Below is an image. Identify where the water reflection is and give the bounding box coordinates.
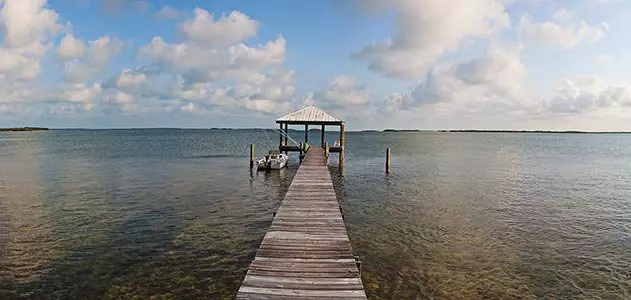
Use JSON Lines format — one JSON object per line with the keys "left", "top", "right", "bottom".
{"left": 1, "top": 131, "right": 630, "bottom": 299}
{"left": 0, "top": 135, "right": 54, "bottom": 293}
{"left": 0, "top": 131, "right": 297, "bottom": 299}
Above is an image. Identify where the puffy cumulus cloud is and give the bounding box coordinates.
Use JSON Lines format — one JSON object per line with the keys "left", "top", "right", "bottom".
{"left": 134, "top": 8, "right": 294, "bottom": 115}
{"left": 154, "top": 5, "right": 183, "bottom": 20}
{"left": 179, "top": 10, "right": 258, "bottom": 48}
{"left": 102, "top": 90, "right": 135, "bottom": 108}
{"left": 1, "top": 0, "right": 61, "bottom": 48}
{"left": 47, "top": 102, "right": 94, "bottom": 115}
{"left": 0, "top": 0, "right": 126, "bottom": 114}
{"left": 113, "top": 68, "right": 147, "bottom": 88}
{"left": 174, "top": 69, "right": 295, "bottom": 111}
{"left": 312, "top": 75, "right": 371, "bottom": 107}
{"left": 63, "top": 35, "right": 124, "bottom": 82}
{"left": 353, "top": 0, "right": 510, "bottom": 79}
{"left": 180, "top": 102, "right": 197, "bottom": 113}
{"left": 244, "top": 99, "right": 283, "bottom": 114}
{"left": 0, "top": 0, "right": 63, "bottom": 109}
{"left": 138, "top": 35, "right": 286, "bottom": 73}
{"left": 0, "top": 0, "right": 61, "bottom": 81}
{"left": 299, "top": 75, "right": 373, "bottom": 120}
{"left": 55, "top": 83, "right": 101, "bottom": 106}
{"left": 383, "top": 44, "right": 534, "bottom": 114}
{"left": 519, "top": 9, "right": 607, "bottom": 49}
{"left": 546, "top": 77, "right": 631, "bottom": 113}
{"left": 57, "top": 34, "right": 86, "bottom": 60}
{"left": 0, "top": 47, "right": 43, "bottom": 80}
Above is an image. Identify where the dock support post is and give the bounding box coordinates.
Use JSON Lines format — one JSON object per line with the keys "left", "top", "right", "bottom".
{"left": 299, "top": 142, "right": 304, "bottom": 162}
{"left": 386, "top": 148, "right": 391, "bottom": 174}
{"left": 284, "top": 124, "right": 288, "bottom": 148}
{"left": 325, "top": 142, "right": 329, "bottom": 163}
{"left": 354, "top": 256, "right": 362, "bottom": 274}
{"left": 305, "top": 124, "right": 309, "bottom": 144}
{"left": 279, "top": 124, "right": 283, "bottom": 147}
{"left": 321, "top": 125, "right": 325, "bottom": 146}
{"left": 250, "top": 144, "right": 255, "bottom": 168}
{"left": 339, "top": 123, "right": 345, "bottom": 168}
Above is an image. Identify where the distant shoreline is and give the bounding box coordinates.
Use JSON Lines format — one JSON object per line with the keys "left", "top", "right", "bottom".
{"left": 437, "top": 130, "right": 631, "bottom": 134}
{"left": 0, "top": 127, "right": 49, "bottom": 132}
{"left": 378, "top": 129, "right": 631, "bottom": 134}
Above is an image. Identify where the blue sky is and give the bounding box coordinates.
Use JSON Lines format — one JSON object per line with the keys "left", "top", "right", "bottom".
{"left": 1, "top": 0, "right": 631, "bottom": 130}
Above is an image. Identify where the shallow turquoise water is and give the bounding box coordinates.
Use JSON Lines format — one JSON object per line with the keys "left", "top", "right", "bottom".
{"left": 0, "top": 130, "right": 629, "bottom": 299}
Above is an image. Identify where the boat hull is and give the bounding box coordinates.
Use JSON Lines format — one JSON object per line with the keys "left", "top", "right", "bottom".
{"left": 256, "top": 154, "right": 289, "bottom": 170}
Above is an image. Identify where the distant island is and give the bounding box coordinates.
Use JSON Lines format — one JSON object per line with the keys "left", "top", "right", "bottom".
{"left": 0, "top": 127, "right": 49, "bottom": 132}
{"left": 438, "top": 130, "right": 631, "bottom": 134}
{"left": 375, "top": 129, "right": 631, "bottom": 134}
{"left": 383, "top": 129, "right": 422, "bottom": 132}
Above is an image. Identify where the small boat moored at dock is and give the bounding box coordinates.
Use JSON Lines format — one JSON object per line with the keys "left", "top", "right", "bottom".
{"left": 257, "top": 150, "right": 288, "bottom": 170}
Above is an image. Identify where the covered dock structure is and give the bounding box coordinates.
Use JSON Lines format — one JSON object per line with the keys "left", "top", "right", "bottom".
{"left": 276, "top": 106, "right": 345, "bottom": 167}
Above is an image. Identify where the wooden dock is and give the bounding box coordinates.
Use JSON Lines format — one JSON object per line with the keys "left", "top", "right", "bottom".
{"left": 237, "top": 147, "right": 367, "bottom": 299}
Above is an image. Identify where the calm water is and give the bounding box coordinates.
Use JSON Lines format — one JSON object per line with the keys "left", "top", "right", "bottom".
{"left": 0, "top": 130, "right": 629, "bottom": 299}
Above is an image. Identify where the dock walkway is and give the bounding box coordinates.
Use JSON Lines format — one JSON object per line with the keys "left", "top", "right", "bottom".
{"left": 237, "top": 147, "right": 367, "bottom": 299}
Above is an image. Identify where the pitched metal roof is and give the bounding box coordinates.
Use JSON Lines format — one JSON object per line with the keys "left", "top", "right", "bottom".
{"left": 276, "top": 106, "right": 342, "bottom": 124}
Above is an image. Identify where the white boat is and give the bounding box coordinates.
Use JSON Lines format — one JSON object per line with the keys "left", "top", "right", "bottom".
{"left": 257, "top": 150, "right": 289, "bottom": 170}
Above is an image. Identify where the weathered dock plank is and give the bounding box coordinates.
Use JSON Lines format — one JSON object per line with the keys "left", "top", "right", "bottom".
{"left": 237, "top": 147, "right": 366, "bottom": 299}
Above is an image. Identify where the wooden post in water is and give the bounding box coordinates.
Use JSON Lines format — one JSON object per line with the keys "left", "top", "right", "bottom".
{"left": 304, "top": 124, "right": 309, "bottom": 144}
{"left": 339, "top": 122, "right": 345, "bottom": 168}
{"left": 321, "top": 124, "right": 325, "bottom": 146}
{"left": 279, "top": 124, "right": 283, "bottom": 147}
{"left": 325, "top": 142, "right": 329, "bottom": 163}
{"left": 386, "top": 148, "right": 391, "bottom": 174}
{"left": 250, "top": 144, "right": 255, "bottom": 168}
{"left": 299, "top": 142, "right": 304, "bottom": 162}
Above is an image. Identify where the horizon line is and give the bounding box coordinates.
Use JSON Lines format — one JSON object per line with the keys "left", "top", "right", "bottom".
{"left": 4, "top": 127, "right": 631, "bottom": 133}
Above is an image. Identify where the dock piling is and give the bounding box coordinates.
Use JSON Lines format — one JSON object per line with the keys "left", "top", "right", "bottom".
{"left": 386, "top": 148, "right": 391, "bottom": 174}
{"left": 339, "top": 122, "right": 345, "bottom": 168}
{"left": 249, "top": 144, "right": 254, "bottom": 168}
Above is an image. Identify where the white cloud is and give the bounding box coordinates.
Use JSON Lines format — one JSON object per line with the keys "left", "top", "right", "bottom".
{"left": 115, "top": 68, "right": 147, "bottom": 88}
{"left": 244, "top": 99, "right": 282, "bottom": 114}
{"left": 180, "top": 102, "right": 197, "bottom": 112}
{"left": 57, "top": 34, "right": 86, "bottom": 60}
{"left": 134, "top": 8, "right": 293, "bottom": 114}
{"left": 103, "top": 91, "right": 134, "bottom": 105}
{"left": 179, "top": 9, "right": 258, "bottom": 47}
{"left": 1, "top": 0, "right": 61, "bottom": 48}
{"left": 0, "top": 46, "right": 43, "bottom": 80}
{"left": 63, "top": 35, "right": 124, "bottom": 82}
{"left": 519, "top": 9, "right": 607, "bottom": 49}
{"left": 56, "top": 83, "right": 102, "bottom": 105}
{"left": 297, "top": 75, "right": 374, "bottom": 120}
{"left": 353, "top": 0, "right": 510, "bottom": 79}
{"left": 49, "top": 103, "right": 93, "bottom": 115}
{"left": 138, "top": 35, "right": 285, "bottom": 73}
{"left": 0, "top": 0, "right": 61, "bottom": 81}
{"left": 383, "top": 44, "right": 533, "bottom": 113}
{"left": 313, "top": 75, "right": 371, "bottom": 107}
{"left": 0, "top": 0, "right": 63, "bottom": 107}
{"left": 155, "top": 6, "right": 183, "bottom": 20}
{"left": 546, "top": 77, "right": 631, "bottom": 113}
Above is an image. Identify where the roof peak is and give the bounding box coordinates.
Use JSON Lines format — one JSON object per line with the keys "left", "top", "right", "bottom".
{"left": 276, "top": 106, "right": 342, "bottom": 124}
